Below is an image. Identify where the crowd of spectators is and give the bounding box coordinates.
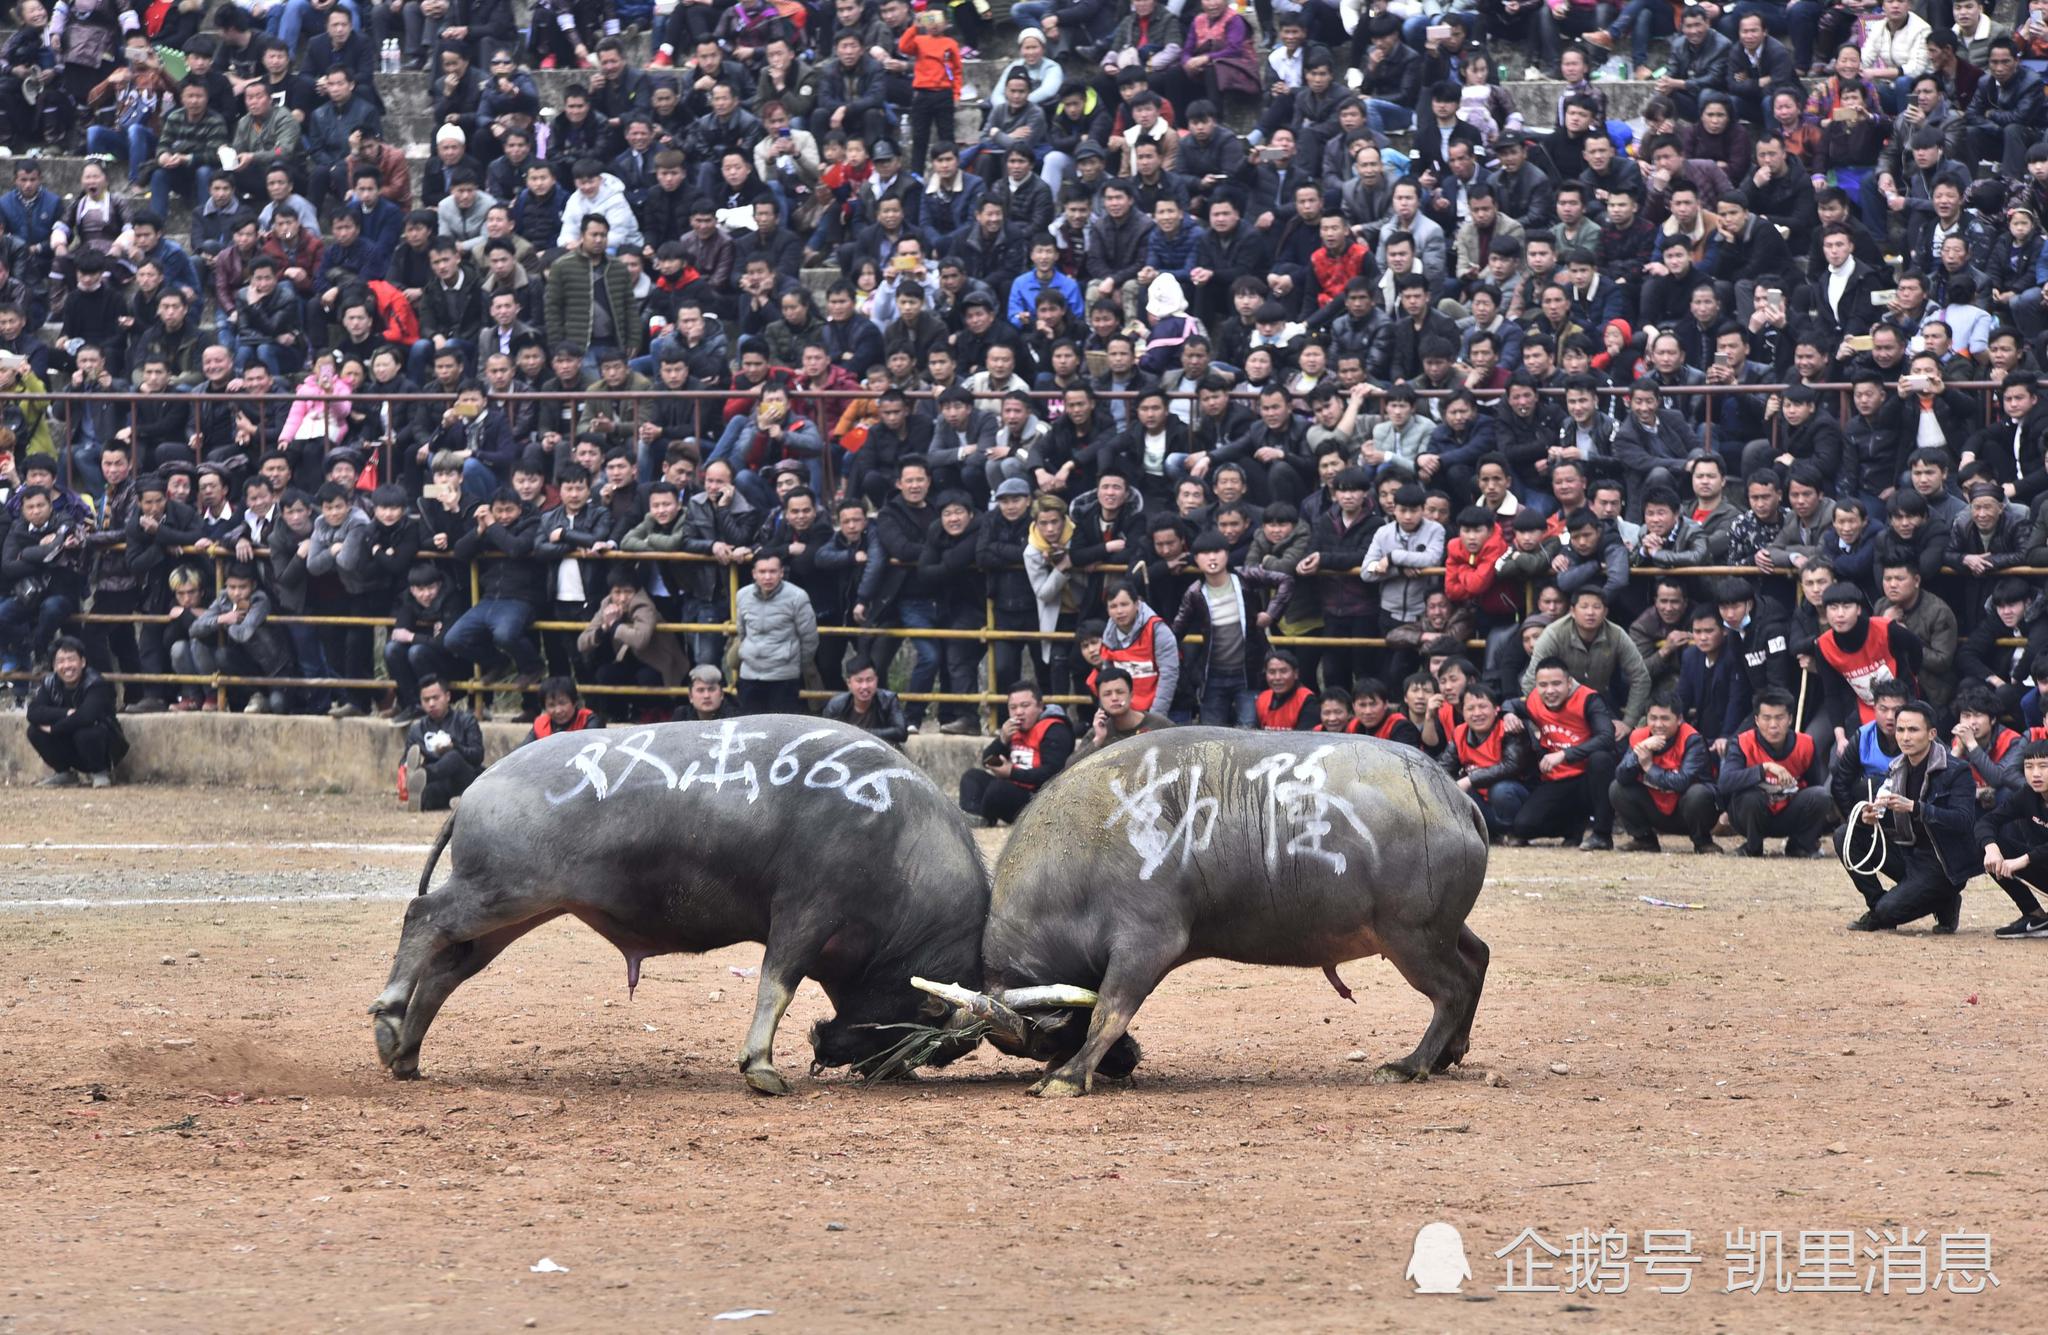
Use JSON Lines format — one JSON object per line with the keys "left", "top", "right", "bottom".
{"left": 11, "top": 0, "right": 2048, "bottom": 923}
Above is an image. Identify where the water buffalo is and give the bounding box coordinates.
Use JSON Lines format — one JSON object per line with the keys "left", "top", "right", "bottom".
{"left": 928, "top": 729, "right": 1491, "bottom": 1096}
{"left": 369, "top": 717, "right": 989, "bottom": 1093}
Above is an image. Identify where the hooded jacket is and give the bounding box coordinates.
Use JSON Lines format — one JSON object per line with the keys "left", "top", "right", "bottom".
{"left": 556, "top": 173, "right": 645, "bottom": 251}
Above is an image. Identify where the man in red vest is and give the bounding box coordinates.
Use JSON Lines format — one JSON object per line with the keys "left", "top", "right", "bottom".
{"left": 1314, "top": 689, "right": 1362, "bottom": 732}
{"left": 1716, "top": 686, "right": 1831, "bottom": 858}
{"left": 1352, "top": 677, "right": 1423, "bottom": 746}
{"left": 1609, "top": 690, "right": 1720, "bottom": 854}
{"left": 1815, "top": 583, "right": 1923, "bottom": 756}
{"left": 1094, "top": 581, "right": 1182, "bottom": 719}
{"left": 960, "top": 681, "right": 1076, "bottom": 825}
{"left": 1255, "top": 650, "right": 1320, "bottom": 730}
{"left": 521, "top": 677, "right": 601, "bottom": 746}
{"left": 1445, "top": 684, "right": 1532, "bottom": 841}
{"left": 1512, "top": 657, "right": 1620, "bottom": 849}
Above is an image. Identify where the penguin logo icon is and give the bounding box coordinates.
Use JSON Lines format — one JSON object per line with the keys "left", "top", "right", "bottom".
{"left": 1406, "top": 1222, "right": 1472, "bottom": 1294}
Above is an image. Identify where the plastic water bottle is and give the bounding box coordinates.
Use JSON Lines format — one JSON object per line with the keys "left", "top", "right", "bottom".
{"left": 381, "top": 39, "right": 400, "bottom": 74}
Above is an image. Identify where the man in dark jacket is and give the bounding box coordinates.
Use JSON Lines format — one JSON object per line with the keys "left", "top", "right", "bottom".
{"left": 1612, "top": 377, "right": 1701, "bottom": 502}
{"left": 1675, "top": 605, "right": 1750, "bottom": 742}
{"left": 121, "top": 474, "right": 203, "bottom": 713}
{"left": 402, "top": 676, "right": 488, "bottom": 812}
{"left": 1083, "top": 181, "right": 1154, "bottom": 313}
{"left": 1966, "top": 40, "right": 2047, "bottom": 180}
{"left": 532, "top": 462, "right": 615, "bottom": 684}
{"left": 820, "top": 654, "right": 910, "bottom": 745}
{"left": 1841, "top": 698, "right": 1981, "bottom": 932}
{"left": 977, "top": 477, "right": 1039, "bottom": 696}
{"left": 1, "top": 484, "right": 88, "bottom": 687}
{"left": 24, "top": 637, "right": 127, "bottom": 786}
{"left": 917, "top": 492, "right": 986, "bottom": 733}
{"left": 1975, "top": 738, "right": 2048, "bottom": 938}
{"left": 868, "top": 459, "right": 940, "bottom": 731}
{"left": 444, "top": 488, "right": 547, "bottom": 688}
{"left": 1662, "top": 7, "right": 1734, "bottom": 120}
{"left": 679, "top": 459, "right": 763, "bottom": 668}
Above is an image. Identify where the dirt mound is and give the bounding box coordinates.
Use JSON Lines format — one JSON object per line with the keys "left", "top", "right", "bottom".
{"left": 107, "top": 1032, "right": 366, "bottom": 1098}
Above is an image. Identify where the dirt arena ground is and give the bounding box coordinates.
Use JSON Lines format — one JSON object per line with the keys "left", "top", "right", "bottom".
{"left": 0, "top": 784, "right": 2041, "bottom": 1333}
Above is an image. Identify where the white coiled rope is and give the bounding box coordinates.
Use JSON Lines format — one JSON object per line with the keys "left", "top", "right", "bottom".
{"left": 1838, "top": 799, "right": 1890, "bottom": 877}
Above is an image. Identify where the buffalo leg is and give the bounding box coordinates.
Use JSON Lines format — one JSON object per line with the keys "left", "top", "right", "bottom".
{"left": 370, "top": 878, "right": 556, "bottom": 1070}
{"left": 1437, "top": 927, "right": 1490, "bottom": 1072}
{"left": 385, "top": 915, "right": 555, "bottom": 1078}
{"left": 739, "top": 916, "right": 839, "bottom": 1096}
{"left": 1030, "top": 934, "right": 1184, "bottom": 1099}
{"left": 1372, "top": 928, "right": 1486, "bottom": 1084}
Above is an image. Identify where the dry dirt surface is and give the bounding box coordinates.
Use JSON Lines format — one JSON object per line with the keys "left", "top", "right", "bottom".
{"left": 0, "top": 784, "right": 2042, "bottom": 1333}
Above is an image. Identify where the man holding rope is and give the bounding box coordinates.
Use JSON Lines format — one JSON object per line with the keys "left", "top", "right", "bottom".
{"left": 1841, "top": 699, "right": 1977, "bottom": 934}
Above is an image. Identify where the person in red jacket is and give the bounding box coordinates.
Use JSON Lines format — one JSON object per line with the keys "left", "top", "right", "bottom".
{"left": 1309, "top": 213, "right": 1369, "bottom": 311}
{"left": 1442, "top": 504, "right": 1517, "bottom": 624}
{"left": 899, "top": 11, "right": 964, "bottom": 179}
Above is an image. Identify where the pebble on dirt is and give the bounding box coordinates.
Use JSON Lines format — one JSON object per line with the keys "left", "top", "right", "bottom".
{"left": 1548, "top": 1061, "right": 1569, "bottom": 1075}
{"left": 1343, "top": 1050, "right": 1368, "bottom": 1062}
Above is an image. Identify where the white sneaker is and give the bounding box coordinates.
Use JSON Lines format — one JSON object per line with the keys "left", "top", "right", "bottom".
{"left": 88, "top": 772, "right": 112, "bottom": 789}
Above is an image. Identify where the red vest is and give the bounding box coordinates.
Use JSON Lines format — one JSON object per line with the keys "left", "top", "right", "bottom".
{"left": 1092, "top": 615, "right": 1165, "bottom": 712}
{"left": 1257, "top": 685, "right": 1315, "bottom": 730}
{"left": 1735, "top": 728, "right": 1817, "bottom": 813}
{"left": 1453, "top": 719, "right": 1505, "bottom": 775}
{"left": 1008, "top": 715, "right": 1066, "bottom": 790}
{"left": 1368, "top": 713, "right": 1404, "bottom": 740}
{"left": 1989, "top": 728, "right": 2022, "bottom": 763}
{"left": 1816, "top": 616, "right": 1898, "bottom": 724}
{"left": 532, "top": 707, "right": 597, "bottom": 738}
{"left": 1628, "top": 722, "right": 1698, "bottom": 815}
{"left": 1525, "top": 684, "right": 1597, "bottom": 781}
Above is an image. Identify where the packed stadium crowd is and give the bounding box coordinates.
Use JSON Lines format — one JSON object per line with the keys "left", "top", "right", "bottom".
{"left": 9, "top": 0, "right": 2048, "bottom": 929}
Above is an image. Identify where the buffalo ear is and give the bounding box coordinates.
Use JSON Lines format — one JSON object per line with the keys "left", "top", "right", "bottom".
{"left": 918, "top": 993, "right": 948, "bottom": 1020}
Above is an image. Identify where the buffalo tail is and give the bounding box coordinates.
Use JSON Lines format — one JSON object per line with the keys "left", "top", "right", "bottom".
{"left": 415, "top": 814, "right": 456, "bottom": 897}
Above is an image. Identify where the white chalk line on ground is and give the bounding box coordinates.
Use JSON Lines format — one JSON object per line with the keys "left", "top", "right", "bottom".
{"left": 0, "top": 842, "right": 437, "bottom": 853}
{"left": 0, "top": 889, "right": 417, "bottom": 911}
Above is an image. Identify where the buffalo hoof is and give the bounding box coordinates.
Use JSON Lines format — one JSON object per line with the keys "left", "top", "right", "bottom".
{"left": 743, "top": 1064, "right": 793, "bottom": 1096}
{"left": 1369, "top": 1062, "right": 1427, "bottom": 1085}
{"left": 1028, "top": 1074, "right": 1087, "bottom": 1098}
{"left": 372, "top": 1012, "right": 403, "bottom": 1069}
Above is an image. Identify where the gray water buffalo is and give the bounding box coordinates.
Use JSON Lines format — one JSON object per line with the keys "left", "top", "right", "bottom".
{"left": 370, "top": 717, "right": 989, "bottom": 1093}
{"left": 930, "top": 728, "right": 1491, "bottom": 1097}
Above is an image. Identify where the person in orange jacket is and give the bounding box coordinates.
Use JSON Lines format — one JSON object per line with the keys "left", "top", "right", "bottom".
{"left": 899, "top": 11, "right": 964, "bottom": 181}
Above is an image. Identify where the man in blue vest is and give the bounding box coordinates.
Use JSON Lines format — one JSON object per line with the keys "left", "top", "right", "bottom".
{"left": 1830, "top": 677, "right": 1908, "bottom": 861}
